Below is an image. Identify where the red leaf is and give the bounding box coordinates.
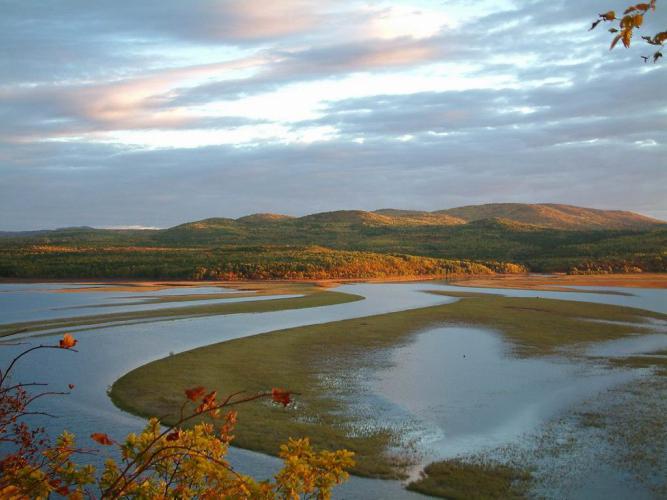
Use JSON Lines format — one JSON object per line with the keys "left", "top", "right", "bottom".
{"left": 59, "top": 333, "right": 77, "bottom": 349}
{"left": 68, "top": 384, "right": 75, "bottom": 390}
{"left": 185, "top": 386, "right": 206, "bottom": 402}
{"left": 56, "top": 486, "right": 70, "bottom": 496}
{"left": 202, "top": 390, "right": 217, "bottom": 406}
{"left": 196, "top": 390, "right": 218, "bottom": 413}
{"left": 271, "top": 388, "right": 292, "bottom": 407}
{"left": 166, "top": 430, "right": 180, "bottom": 442}
{"left": 91, "top": 433, "right": 114, "bottom": 445}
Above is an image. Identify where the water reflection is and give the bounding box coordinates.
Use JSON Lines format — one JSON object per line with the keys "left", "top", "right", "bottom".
{"left": 368, "top": 327, "right": 641, "bottom": 461}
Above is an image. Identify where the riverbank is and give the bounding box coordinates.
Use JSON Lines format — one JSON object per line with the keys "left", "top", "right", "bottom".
{"left": 450, "top": 272, "right": 667, "bottom": 290}
{"left": 4, "top": 272, "right": 665, "bottom": 293}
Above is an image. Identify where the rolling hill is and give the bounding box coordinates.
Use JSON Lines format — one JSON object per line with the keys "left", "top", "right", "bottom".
{"left": 1, "top": 203, "right": 664, "bottom": 279}
{"left": 435, "top": 203, "right": 663, "bottom": 230}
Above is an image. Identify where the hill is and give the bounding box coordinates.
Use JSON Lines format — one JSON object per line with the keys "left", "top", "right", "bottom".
{"left": 435, "top": 203, "right": 662, "bottom": 230}
{"left": 1, "top": 203, "right": 664, "bottom": 278}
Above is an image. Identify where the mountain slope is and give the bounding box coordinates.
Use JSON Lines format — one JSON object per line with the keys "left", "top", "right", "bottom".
{"left": 436, "top": 203, "right": 663, "bottom": 230}
{"left": 1, "top": 204, "right": 664, "bottom": 277}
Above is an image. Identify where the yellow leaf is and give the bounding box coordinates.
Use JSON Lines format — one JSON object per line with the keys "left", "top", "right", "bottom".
{"left": 622, "top": 29, "right": 632, "bottom": 48}
{"left": 633, "top": 14, "right": 643, "bottom": 28}
{"left": 610, "top": 33, "right": 622, "bottom": 50}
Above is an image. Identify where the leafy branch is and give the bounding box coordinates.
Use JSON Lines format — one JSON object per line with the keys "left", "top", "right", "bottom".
{"left": 590, "top": 1, "right": 665, "bottom": 62}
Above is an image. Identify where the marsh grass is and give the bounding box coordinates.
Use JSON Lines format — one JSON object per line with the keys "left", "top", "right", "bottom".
{"left": 406, "top": 459, "right": 531, "bottom": 499}
{"left": 110, "top": 293, "right": 666, "bottom": 481}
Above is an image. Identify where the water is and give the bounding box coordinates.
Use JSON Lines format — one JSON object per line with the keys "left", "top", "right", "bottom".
{"left": 586, "top": 332, "right": 667, "bottom": 357}
{"left": 367, "top": 327, "right": 641, "bottom": 462}
{"left": 0, "top": 283, "right": 264, "bottom": 323}
{"left": 431, "top": 283, "right": 667, "bottom": 314}
{"left": 1, "top": 281, "right": 665, "bottom": 498}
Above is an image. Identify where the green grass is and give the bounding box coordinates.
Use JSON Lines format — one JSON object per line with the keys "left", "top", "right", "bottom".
{"left": 609, "top": 353, "right": 667, "bottom": 376}
{"left": 406, "top": 459, "right": 531, "bottom": 499}
{"left": 0, "top": 288, "right": 363, "bottom": 337}
{"left": 110, "top": 293, "right": 666, "bottom": 481}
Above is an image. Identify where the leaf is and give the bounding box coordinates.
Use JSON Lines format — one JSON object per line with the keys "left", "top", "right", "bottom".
{"left": 166, "top": 430, "right": 180, "bottom": 441}
{"left": 623, "top": 29, "right": 633, "bottom": 48}
{"left": 635, "top": 3, "right": 651, "bottom": 12}
{"left": 202, "top": 390, "right": 217, "bottom": 406}
{"left": 59, "top": 333, "right": 77, "bottom": 349}
{"left": 624, "top": 6, "right": 637, "bottom": 14}
{"left": 610, "top": 33, "right": 623, "bottom": 50}
{"left": 654, "top": 51, "right": 663, "bottom": 62}
{"left": 590, "top": 19, "right": 602, "bottom": 30}
{"left": 600, "top": 10, "right": 616, "bottom": 21}
{"left": 196, "top": 390, "right": 218, "bottom": 413}
{"left": 91, "top": 433, "right": 114, "bottom": 445}
{"left": 185, "top": 386, "right": 206, "bottom": 402}
{"left": 633, "top": 14, "right": 643, "bottom": 28}
{"left": 56, "top": 486, "right": 70, "bottom": 496}
{"left": 68, "top": 383, "right": 75, "bottom": 390}
{"left": 656, "top": 31, "right": 667, "bottom": 44}
{"left": 620, "top": 15, "right": 634, "bottom": 29}
{"left": 272, "top": 388, "right": 292, "bottom": 407}
{"left": 609, "top": 28, "right": 619, "bottom": 33}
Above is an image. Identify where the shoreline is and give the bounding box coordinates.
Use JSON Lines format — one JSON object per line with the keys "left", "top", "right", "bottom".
{"left": 450, "top": 272, "right": 667, "bottom": 290}
{"left": 2, "top": 272, "right": 666, "bottom": 292}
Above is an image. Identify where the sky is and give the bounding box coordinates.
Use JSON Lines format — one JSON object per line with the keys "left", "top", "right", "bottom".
{"left": 1, "top": 0, "right": 666, "bottom": 230}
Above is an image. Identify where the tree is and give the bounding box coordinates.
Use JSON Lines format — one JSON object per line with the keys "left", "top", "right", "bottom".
{"left": 0, "top": 334, "right": 354, "bottom": 498}
{"left": 590, "top": 0, "right": 666, "bottom": 62}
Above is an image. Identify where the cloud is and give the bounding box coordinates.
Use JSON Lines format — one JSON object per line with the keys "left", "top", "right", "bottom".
{"left": 172, "top": 36, "right": 451, "bottom": 105}
{"left": 1, "top": 0, "right": 666, "bottom": 229}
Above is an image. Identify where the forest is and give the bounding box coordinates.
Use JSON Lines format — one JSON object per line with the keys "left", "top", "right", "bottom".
{"left": 1, "top": 208, "right": 665, "bottom": 279}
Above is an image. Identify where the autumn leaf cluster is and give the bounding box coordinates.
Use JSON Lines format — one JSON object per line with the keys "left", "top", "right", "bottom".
{"left": 591, "top": 0, "right": 665, "bottom": 62}
{"left": 1, "top": 335, "right": 354, "bottom": 499}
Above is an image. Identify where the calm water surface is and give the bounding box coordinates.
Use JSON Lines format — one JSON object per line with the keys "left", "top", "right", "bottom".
{"left": 0, "top": 284, "right": 270, "bottom": 323}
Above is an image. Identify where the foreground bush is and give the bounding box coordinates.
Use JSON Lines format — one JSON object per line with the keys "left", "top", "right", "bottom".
{"left": 0, "top": 334, "right": 354, "bottom": 499}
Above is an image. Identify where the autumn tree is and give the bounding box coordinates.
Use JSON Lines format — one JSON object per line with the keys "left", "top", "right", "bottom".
{"left": 590, "top": 0, "right": 666, "bottom": 61}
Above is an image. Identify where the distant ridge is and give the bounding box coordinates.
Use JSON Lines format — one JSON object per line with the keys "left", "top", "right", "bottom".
{"left": 434, "top": 203, "right": 663, "bottom": 230}
{"left": 224, "top": 203, "right": 660, "bottom": 231}
{"left": 2, "top": 204, "right": 664, "bottom": 236}
{"left": 2, "top": 203, "right": 665, "bottom": 277}
{"left": 236, "top": 213, "right": 295, "bottom": 223}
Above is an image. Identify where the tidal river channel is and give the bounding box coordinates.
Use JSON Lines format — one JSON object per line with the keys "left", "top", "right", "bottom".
{"left": 1, "top": 282, "right": 665, "bottom": 499}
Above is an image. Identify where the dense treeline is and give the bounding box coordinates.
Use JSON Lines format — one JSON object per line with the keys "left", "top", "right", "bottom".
{"left": 0, "top": 244, "right": 526, "bottom": 280}
{"left": 1, "top": 214, "right": 665, "bottom": 277}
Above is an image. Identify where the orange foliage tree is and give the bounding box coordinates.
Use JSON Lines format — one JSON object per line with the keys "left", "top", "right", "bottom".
{"left": 590, "top": 0, "right": 666, "bottom": 61}
{"left": 0, "top": 334, "right": 354, "bottom": 499}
